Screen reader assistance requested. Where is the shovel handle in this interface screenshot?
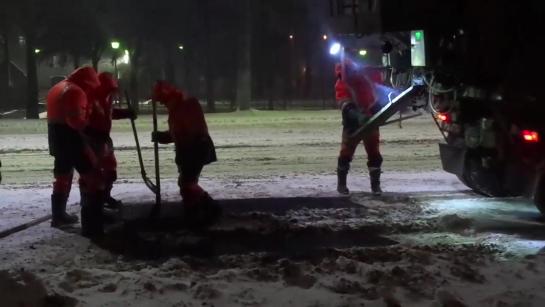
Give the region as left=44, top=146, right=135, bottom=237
left=150, top=99, right=162, bottom=218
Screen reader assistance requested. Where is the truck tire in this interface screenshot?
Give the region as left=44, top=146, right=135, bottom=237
left=534, top=175, right=545, bottom=216
left=463, top=156, right=509, bottom=197
left=457, top=174, right=486, bottom=196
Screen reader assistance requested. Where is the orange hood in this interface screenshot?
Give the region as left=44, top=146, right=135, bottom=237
left=67, top=67, right=100, bottom=92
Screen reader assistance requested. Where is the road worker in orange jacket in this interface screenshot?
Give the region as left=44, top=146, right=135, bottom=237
left=86, top=72, right=135, bottom=209
left=151, top=81, right=221, bottom=228
left=335, top=60, right=383, bottom=196
left=47, top=67, right=105, bottom=236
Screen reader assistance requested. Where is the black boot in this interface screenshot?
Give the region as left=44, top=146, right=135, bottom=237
left=337, top=158, right=350, bottom=195
left=51, top=194, right=79, bottom=228
left=104, top=196, right=122, bottom=210
left=201, top=193, right=222, bottom=225
left=81, top=193, right=104, bottom=238
left=183, top=193, right=222, bottom=230
left=103, top=180, right=122, bottom=209
left=337, top=171, right=349, bottom=195
left=369, top=167, right=383, bottom=196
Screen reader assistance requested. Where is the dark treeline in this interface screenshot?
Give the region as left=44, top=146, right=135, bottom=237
left=0, top=0, right=337, bottom=117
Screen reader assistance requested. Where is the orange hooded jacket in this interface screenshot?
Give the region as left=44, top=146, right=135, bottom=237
left=47, top=67, right=100, bottom=131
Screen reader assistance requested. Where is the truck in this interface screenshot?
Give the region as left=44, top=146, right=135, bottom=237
left=327, top=0, right=545, bottom=213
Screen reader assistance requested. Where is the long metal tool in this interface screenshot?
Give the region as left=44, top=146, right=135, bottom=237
left=150, top=99, right=162, bottom=218
left=348, top=85, right=425, bottom=141
left=0, top=214, right=52, bottom=239
left=125, top=91, right=157, bottom=194
left=382, top=113, right=423, bottom=126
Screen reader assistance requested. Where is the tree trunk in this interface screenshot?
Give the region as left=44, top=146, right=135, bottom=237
left=91, top=57, right=99, bottom=71
left=129, top=46, right=141, bottom=113
left=25, top=31, right=39, bottom=119
left=0, top=26, right=10, bottom=110
left=205, top=71, right=215, bottom=113
left=321, top=52, right=327, bottom=109
left=236, top=0, right=252, bottom=111
left=183, top=47, right=192, bottom=91
left=203, top=0, right=215, bottom=113
left=129, top=66, right=138, bottom=112
left=163, top=42, right=175, bottom=84
left=266, top=59, right=274, bottom=110
left=73, top=52, right=81, bottom=69
left=287, top=39, right=295, bottom=107
left=261, top=2, right=274, bottom=111
left=267, top=94, right=274, bottom=110
left=91, top=46, right=102, bottom=71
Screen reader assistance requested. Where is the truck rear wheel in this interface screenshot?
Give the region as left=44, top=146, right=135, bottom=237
left=457, top=174, right=486, bottom=196
left=463, top=156, right=509, bottom=197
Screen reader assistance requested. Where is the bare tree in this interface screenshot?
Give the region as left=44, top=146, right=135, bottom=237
left=0, top=8, right=11, bottom=110
left=16, top=0, right=45, bottom=119
left=202, top=0, right=216, bottom=113
left=236, top=0, right=252, bottom=110
left=40, top=1, right=107, bottom=70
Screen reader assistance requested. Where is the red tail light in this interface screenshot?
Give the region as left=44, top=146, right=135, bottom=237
left=521, top=130, right=540, bottom=143
left=437, top=113, right=452, bottom=124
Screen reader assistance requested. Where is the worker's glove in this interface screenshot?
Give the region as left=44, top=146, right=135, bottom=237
left=355, top=112, right=370, bottom=126
left=151, top=131, right=159, bottom=143
left=342, top=102, right=369, bottom=129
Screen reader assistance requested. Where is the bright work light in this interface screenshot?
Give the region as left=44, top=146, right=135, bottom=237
left=329, top=42, right=341, bottom=55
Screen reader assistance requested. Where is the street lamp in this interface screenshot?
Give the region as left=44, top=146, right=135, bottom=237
left=322, top=34, right=328, bottom=41
left=111, top=41, right=120, bottom=78
left=359, top=49, right=368, bottom=57
left=289, top=34, right=294, bottom=40
left=178, top=44, right=184, bottom=51
left=34, top=49, right=41, bottom=54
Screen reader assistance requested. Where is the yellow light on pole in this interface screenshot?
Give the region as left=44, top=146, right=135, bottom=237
left=111, top=41, right=121, bottom=79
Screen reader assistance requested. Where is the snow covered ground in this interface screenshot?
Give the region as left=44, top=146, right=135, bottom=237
left=2, top=175, right=545, bottom=307
left=2, top=112, right=545, bottom=306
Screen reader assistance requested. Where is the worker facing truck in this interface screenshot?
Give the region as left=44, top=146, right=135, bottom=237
left=335, top=57, right=384, bottom=196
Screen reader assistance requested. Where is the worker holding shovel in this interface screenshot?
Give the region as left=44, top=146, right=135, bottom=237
left=151, top=81, right=221, bottom=228
left=86, top=72, right=136, bottom=209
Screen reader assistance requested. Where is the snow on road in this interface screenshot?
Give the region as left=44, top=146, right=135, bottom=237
left=2, top=172, right=545, bottom=307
